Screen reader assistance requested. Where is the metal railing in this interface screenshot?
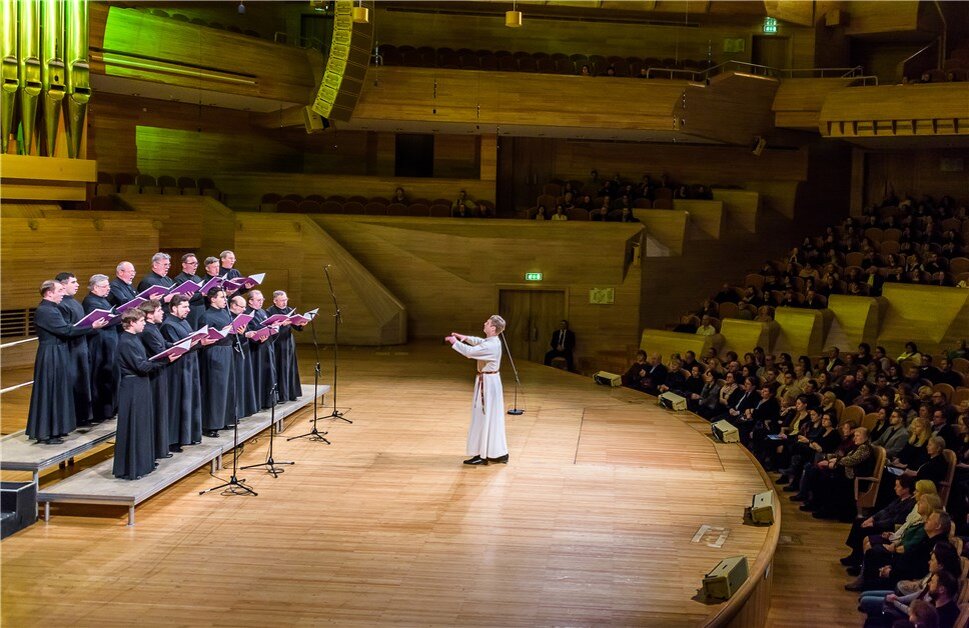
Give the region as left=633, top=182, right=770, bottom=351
left=0, top=337, right=37, bottom=395
left=645, top=60, right=876, bottom=85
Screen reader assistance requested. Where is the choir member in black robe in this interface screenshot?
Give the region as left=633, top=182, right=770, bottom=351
left=173, top=253, right=206, bottom=330
left=107, top=261, right=137, bottom=309
left=113, top=309, right=178, bottom=480
left=200, top=289, right=237, bottom=437
left=55, top=272, right=95, bottom=427
left=138, top=300, right=173, bottom=460
left=246, top=290, right=278, bottom=410
left=137, top=252, right=175, bottom=304
left=26, top=281, right=106, bottom=444
left=83, top=274, right=121, bottom=423
left=228, top=294, right=259, bottom=419
left=218, top=250, right=242, bottom=280
left=267, top=290, right=305, bottom=402
left=161, top=295, right=208, bottom=450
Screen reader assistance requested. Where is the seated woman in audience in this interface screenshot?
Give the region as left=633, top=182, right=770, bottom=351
left=392, top=187, right=408, bottom=204
left=792, top=419, right=859, bottom=507
left=695, top=315, right=717, bottom=336
left=894, top=417, right=932, bottom=469
left=550, top=205, right=568, bottom=221
left=690, top=369, right=721, bottom=418
left=589, top=204, right=609, bottom=221
left=705, top=357, right=725, bottom=379
left=782, top=409, right=839, bottom=492
left=868, top=406, right=891, bottom=443
left=621, top=350, right=649, bottom=391
left=902, top=436, right=949, bottom=487
left=857, top=541, right=961, bottom=625
left=714, top=371, right=739, bottom=415
left=575, top=194, right=593, bottom=210
left=898, top=342, right=923, bottom=365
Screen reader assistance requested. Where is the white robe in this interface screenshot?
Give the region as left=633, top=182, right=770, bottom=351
left=451, top=335, right=509, bottom=458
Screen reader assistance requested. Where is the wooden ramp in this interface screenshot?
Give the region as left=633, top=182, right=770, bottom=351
left=36, top=387, right=328, bottom=525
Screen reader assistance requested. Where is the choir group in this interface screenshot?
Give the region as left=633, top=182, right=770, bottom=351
left=24, top=250, right=311, bottom=480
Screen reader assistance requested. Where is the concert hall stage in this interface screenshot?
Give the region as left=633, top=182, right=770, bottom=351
left=1, top=342, right=777, bottom=626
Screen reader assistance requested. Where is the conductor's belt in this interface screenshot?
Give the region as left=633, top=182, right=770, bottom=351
left=477, top=371, right=499, bottom=375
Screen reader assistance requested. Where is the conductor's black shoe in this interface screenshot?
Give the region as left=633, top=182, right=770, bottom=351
left=43, top=438, right=64, bottom=445
left=463, top=456, right=488, bottom=465
left=170, top=446, right=183, bottom=453
left=205, top=430, right=219, bottom=438
left=488, top=454, right=510, bottom=464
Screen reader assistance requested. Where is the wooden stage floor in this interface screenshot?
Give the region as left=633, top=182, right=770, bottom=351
left=2, top=342, right=777, bottom=626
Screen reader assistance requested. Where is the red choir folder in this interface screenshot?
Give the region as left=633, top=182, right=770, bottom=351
left=198, top=276, right=223, bottom=295
left=184, top=326, right=209, bottom=346
left=137, top=284, right=170, bottom=300
left=230, top=312, right=254, bottom=330
left=249, top=327, right=274, bottom=342
left=205, top=326, right=230, bottom=342
left=288, top=308, right=319, bottom=326
left=223, top=272, right=265, bottom=293
left=167, top=280, right=201, bottom=297
left=149, top=338, right=192, bottom=361
left=261, top=313, right=291, bottom=326
left=116, top=297, right=147, bottom=313
left=73, top=309, right=119, bottom=328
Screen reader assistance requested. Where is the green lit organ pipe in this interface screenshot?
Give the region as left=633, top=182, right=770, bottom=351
left=18, top=0, right=41, bottom=154
left=1, top=0, right=18, bottom=154
left=41, top=0, right=65, bottom=155
left=63, top=0, right=89, bottom=159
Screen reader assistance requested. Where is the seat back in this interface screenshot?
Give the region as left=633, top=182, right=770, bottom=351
left=854, top=445, right=886, bottom=516
left=841, top=405, right=865, bottom=425
left=940, top=448, right=958, bottom=508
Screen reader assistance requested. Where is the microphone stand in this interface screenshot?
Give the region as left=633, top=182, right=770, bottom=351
left=320, top=265, right=350, bottom=423
left=242, top=382, right=293, bottom=476
left=287, top=310, right=331, bottom=444
left=500, top=332, right=525, bottom=415
left=201, top=290, right=257, bottom=496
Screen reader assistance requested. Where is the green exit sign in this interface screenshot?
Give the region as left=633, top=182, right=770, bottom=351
left=524, top=273, right=543, bottom=281
left=763, top=17, right=778, bottom=33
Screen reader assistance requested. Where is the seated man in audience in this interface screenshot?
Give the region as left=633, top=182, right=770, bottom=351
left=695, top=315, right=717, bottom=336
left=935, top=357, right=963, bottom=388
left=717, top=376, right=758, bottom=426
left=848, top=509, right=950, bottom=591
left=841, top=475, right=916, bottom=569
left=621, top=350, right=649, bottom=391
left=543, top=320, right=575, bottom=372
left=638, top=353, right=668, bottom=396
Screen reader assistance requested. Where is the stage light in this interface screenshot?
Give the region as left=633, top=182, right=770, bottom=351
left=353, top=1, right=369, bottom=23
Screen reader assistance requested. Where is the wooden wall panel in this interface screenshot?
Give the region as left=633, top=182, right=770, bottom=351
left=0, top=210, right=160, bottom=310
left=640, top=329, right=714, bottom=357
left=216, top=172, right=496, bottom=210
left=315, top=217, right=643, bottom=361
left=372, top=7, right=794, bottom=64
left=721, top=319, right=774, bottom=355
left=432, top=135, right=480, bottom=179
left=862, top=148, right=969, bottom=208
left=877, top=284, right=969, bottom=355
left=773, top=307, right=825, bottom=356
left=824, top=295, right=880, bottom=350
left=843, top=1, right=920, bottom=36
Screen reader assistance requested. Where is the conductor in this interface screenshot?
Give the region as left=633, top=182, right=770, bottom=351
left=445, top=315, right=510, bottom=466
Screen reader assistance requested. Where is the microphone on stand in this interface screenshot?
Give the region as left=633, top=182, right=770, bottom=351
left=499, top=332, right=525, bottom=416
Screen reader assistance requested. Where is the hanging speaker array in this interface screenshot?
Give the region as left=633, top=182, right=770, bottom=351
left=1, top=0, right=89, bottom=157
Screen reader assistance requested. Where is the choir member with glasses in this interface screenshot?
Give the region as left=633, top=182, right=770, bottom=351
left=173, top=253, right=206, bottom=329
left=83, top=274, right=121, bottom=424
left=246, top=290, right=278, bottom=410
left=137, top=252, right=175, bottom=302
left=267, top=290, right=305, bottom=402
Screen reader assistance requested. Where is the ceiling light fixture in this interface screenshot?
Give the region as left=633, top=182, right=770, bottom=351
left=505, top=1, right=522, bottom=27
left=353, top=1, right=369, bottom=24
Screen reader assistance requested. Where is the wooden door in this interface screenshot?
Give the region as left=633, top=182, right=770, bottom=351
left=751, top=36, right=790, bottom=72
left=498, top=289, right=566, bottom=363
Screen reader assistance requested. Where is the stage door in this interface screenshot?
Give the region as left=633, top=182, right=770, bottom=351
left=498, top=289, right=566, bottom=363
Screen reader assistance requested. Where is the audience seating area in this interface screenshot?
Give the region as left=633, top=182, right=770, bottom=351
left=261, top=192, right=496, bottom=218
left=117, top=4, right=268, bottom=42
left=94, top=172, right=223, bottom=201
left=525, top=173, right=716, bottom=220
left=378, top=45, right=714, bottom=78
left=674, top=193, right=969, bottom=334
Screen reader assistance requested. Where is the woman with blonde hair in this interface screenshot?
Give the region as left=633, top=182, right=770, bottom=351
left=893, top=417, right=931, bottom=471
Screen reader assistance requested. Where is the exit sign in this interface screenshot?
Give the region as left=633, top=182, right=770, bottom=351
left=763, top=17, right=778, bottom=33
left=524, top=273, right=543, bottom=281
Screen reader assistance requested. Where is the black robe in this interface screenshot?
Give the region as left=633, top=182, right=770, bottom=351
left=82, top=292, right=120, bottom=422
left=231, top=316, right=259, bottom=420
left=114, top=331, right=164, bottom=480
left=160, top=316, right=203, bottom=445
left=26, top=301, right=87, bottom=441
left=107, top=278, right=137, bottom=309
left=219, top=267, right=242, bottom=280
left=247, top=307, right=278, bottom=409
left=173, top=271, right=206, bottom=330
left=267, top=305, right=303, bottom=402
left=137, top=271, right=175, bottom=294
left=57, top=295, right=94, bottom=427
left=140, top=322, right=172, bottom=459
left=201, top=307, right=236, bottom=431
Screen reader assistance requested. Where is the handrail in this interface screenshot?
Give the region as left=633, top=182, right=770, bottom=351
left=899, top=39, right=938, bottom=68
left=0, top=337, right=37, bottom=349
left=0, top=381, right=33, bottom=395
left=645, top=60, right=869, bottom=83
